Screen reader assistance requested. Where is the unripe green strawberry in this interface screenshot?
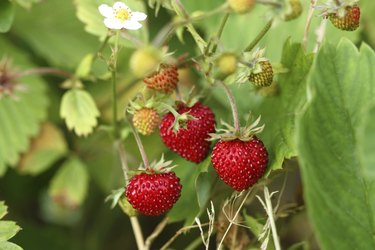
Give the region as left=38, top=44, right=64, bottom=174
left=130, top=47, right=161, bottom=77
left=132, top=108, right=160, bottom=135
left=284, top=0, right=303, bottom=21
left=228, top=0, right=255, bottom=14
left=328, top=5, right=360, bottom=31
left=216, top=53, right=238, bottom=78
left=143, top=64, right=178, bottom=94
left=249, top=60, right=273, bottom=87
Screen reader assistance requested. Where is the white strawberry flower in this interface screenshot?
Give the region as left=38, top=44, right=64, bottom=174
left=98, top=2, right=147, bottom=30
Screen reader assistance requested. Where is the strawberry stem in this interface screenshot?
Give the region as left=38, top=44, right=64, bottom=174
left=127, top=115, right=150, bottom=169
left=218, top=81, right=241, bottom=134
left=244, top=19, right=273, bottom=52
left=14, top=67, right=73, bottom=79
left=111, top=30, right=120, bottom=139
left=92, top=31, right=112, bottom=62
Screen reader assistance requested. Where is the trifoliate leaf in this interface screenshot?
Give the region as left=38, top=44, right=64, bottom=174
left=0, top=1, right=14, bottom=33
left=18, top=123, right=67, bottom=175
left=0, top=38, right=48, bottom=176
left=60, top=89, right=100, bottom=137
left=297, top=39, right=375, bottom=250
left=49, top=157, right=89, bottom=208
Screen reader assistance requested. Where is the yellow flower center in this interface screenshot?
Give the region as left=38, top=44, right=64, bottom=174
left=114, top=8, right=130, bottom=21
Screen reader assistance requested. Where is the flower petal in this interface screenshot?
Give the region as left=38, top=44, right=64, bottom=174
left=104, top=18, right=123, bottom=29
left=98, top=4, right=113, bottom=18
left=131, top=11, right=147, bottom=21
left=113, top=1, right=128, bottom=10
left=123, top=21, right=142, bottom=30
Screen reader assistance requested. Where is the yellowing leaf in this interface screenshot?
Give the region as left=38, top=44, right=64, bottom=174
left=60, top=89, right=100, bottom=137
left=18, top=123, right=67, bottom=175
left=48, top=157, right=89, bottom=208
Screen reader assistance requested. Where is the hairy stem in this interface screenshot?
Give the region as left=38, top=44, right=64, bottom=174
left=111, top=31, right=120, bottom=138
left=303, top=0, right=317, bottom=51
left=218, top=81, right=240, bottom=134
left=114, top=140, right=145, bottom=249
left=115, top=140, right=129, bottom=184
left=204, top=12, right=230, bottom=79
left=153, top=3, right=227, bottom=47
left=314, top=18, right=327, bottom=53
left=15, top=67, right=72, bottom=79
left=110, top=31, right=146, bottom=249
left=127, top=115, right=150, bottom=169
left=245, top=19, right=273, bottom=52
left=93, top=33, right=111, bottom=61
left=130, top=217, right=146, bottom=250
left=204, top=12, right=230, bottom=56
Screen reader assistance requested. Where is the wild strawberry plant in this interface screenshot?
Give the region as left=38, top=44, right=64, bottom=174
left=0, top=0, right=375, bottom=249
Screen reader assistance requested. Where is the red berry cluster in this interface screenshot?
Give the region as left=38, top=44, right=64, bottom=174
left=126, top=57, right=269, bottom=215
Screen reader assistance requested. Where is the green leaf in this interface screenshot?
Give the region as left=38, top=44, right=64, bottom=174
left=297, top=39, right=375, bottom=250
left=259, top=40, right=314, bottom=171
left=171, top=0, right=207, bottom=53
left=0, top=221, right=21, bottom=242
left=49, top=157, right=89, bottom=208
left=244, top=212, right=264, bottom=238
left=0, top=241, right=23, bottom=250
left=18, top=123, right=67, bottom=175
left=0, top=201, right=22, bottom=249
left=0, top=202, right=7, bottom=220
left=11, top=0, right=40, bottom=9
left=201, top=2, right=358, bottom=62
left=167, top=157, right=213, bottom=224
left=0, top=1, right=14, bottom=33
left=11, top=0, right=99, bottom=69
left=74, top=0, right=149, bottom=48
left=60, top=89, right=100, bottom=137
left=0, top=38, right=48, bottom=176
left=75, top=53, right=94, bottom=78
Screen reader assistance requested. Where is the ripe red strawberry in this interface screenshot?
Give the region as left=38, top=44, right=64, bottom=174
left=144, top=64, right=179, bottom=94
left=132, top=108, right=160, bottom=135
left=328, top=5, right=360, bottom=31
left=211, top=136, right=268, bottom=191
left=125, top=171, right=182, bottom=216
left=160, top=102, right=216, bottom=163
left=249, top=60, right=273, bottom=87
